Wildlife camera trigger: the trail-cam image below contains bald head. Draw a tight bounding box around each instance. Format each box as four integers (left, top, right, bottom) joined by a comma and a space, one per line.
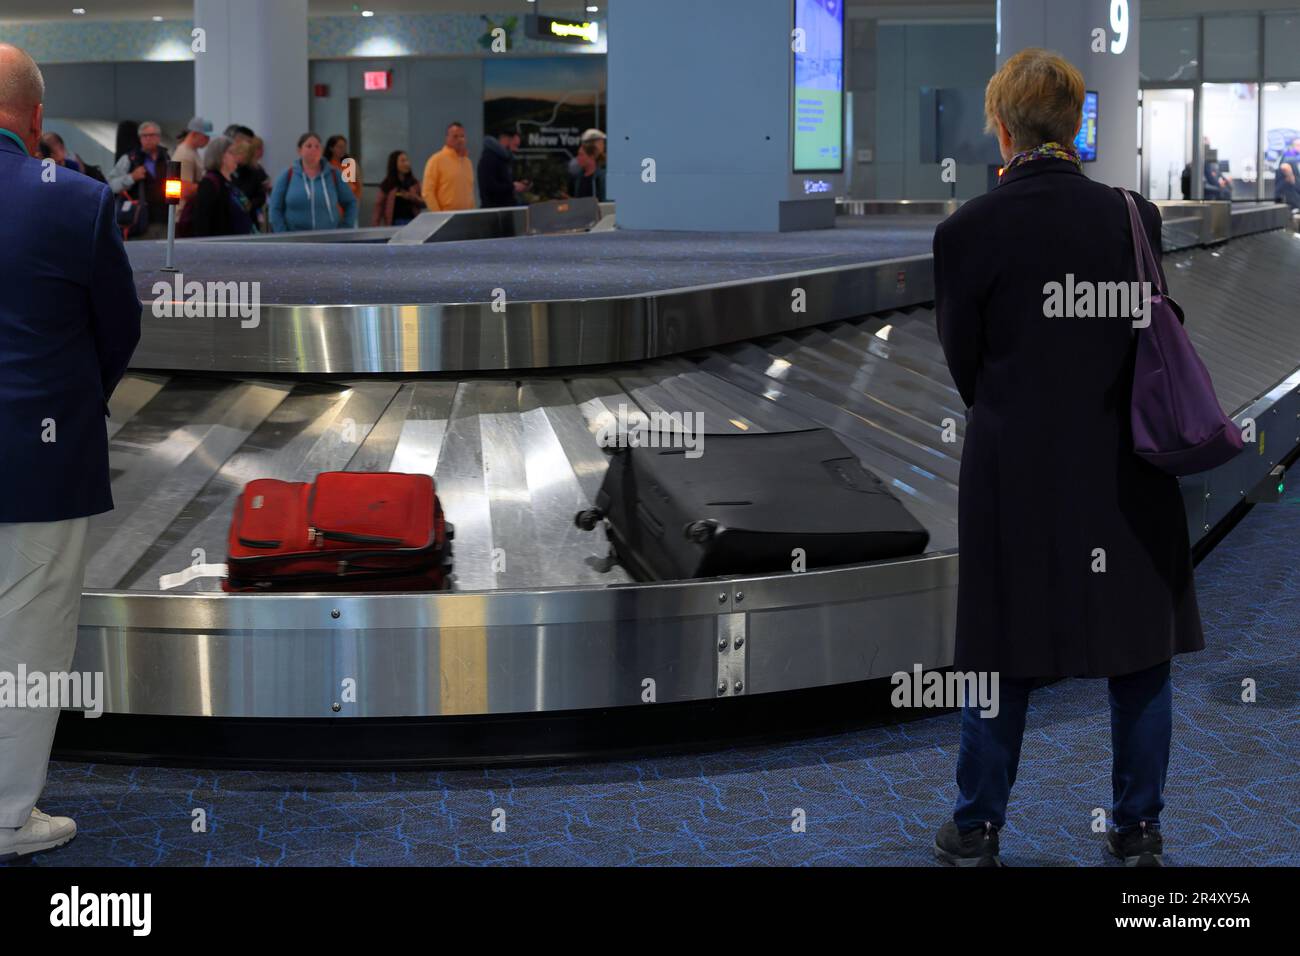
0, 44, 44, 154
0, 44, 43, 114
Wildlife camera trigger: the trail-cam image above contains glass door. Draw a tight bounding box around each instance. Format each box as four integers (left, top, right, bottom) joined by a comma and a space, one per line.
1262, 82, 1300, 206
1142, 88, 1194, 200
1200, 82, 1260, 201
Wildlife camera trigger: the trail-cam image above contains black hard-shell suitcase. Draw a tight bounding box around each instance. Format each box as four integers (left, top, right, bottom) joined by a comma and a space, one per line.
575, 428, 930, 581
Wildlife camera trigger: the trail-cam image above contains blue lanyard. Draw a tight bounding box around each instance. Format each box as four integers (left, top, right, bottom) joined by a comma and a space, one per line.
0, 127, 29, 156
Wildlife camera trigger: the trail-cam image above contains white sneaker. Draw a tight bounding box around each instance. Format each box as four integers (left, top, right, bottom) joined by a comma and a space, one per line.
0, 809, 77, 861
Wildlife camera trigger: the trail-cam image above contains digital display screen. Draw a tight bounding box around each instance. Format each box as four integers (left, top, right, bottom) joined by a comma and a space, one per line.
1075, 90, 1098, 163
525, 14, 600, 45
793, 0, 843, 173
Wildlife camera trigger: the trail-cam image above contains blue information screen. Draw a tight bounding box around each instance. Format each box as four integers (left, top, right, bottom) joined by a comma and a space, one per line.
793, 0, 844, 172
1075, 91, 1098, 163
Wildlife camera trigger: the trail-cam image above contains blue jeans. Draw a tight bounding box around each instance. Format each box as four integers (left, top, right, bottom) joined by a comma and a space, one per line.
953, 660, 1171, 833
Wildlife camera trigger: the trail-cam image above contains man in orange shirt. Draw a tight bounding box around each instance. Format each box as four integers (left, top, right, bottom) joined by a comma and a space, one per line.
422, 121, 475, 211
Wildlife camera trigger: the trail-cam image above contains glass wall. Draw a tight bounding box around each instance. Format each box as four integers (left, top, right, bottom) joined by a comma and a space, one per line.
1265, 13, 1300, 79
1201, 83, 1259, 200
1143, 13, 1300, 202
1203, 16, 1260, 81
1141, 18, 1199, 83
1263, 83, 1300, 205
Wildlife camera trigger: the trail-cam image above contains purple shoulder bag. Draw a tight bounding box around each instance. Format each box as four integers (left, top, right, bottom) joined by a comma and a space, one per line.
1117, 187, 1244, 476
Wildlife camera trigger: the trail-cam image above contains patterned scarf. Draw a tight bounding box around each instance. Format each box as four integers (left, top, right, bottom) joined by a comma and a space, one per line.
1001, 141, 1084, 177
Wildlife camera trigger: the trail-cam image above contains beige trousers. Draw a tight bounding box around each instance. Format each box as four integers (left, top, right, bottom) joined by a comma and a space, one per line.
0, 518, 89, 827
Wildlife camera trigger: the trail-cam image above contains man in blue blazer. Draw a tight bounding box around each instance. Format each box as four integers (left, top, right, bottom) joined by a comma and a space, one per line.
0, 43, 141, 861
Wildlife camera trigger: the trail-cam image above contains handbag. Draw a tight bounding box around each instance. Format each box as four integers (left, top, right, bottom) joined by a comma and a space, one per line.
116, 191, 149, 238
1116, 187, 1244, 476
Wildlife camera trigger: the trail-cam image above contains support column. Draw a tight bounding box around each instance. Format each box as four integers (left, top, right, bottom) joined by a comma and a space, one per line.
194, 0, 308, 179
608, 0, 844, 232
998, 0, 1141, 189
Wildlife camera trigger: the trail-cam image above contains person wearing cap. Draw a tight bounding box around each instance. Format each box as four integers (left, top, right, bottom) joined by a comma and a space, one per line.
567, 127, 606, 181
107, 119, 174, 239
584, 128, 606, 157
170, 116, 213, 221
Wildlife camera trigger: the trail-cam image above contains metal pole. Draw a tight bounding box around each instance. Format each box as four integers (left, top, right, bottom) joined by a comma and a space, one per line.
163, 204, 177, 272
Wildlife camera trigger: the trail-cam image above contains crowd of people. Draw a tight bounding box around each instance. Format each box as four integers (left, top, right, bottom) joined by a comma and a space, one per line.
103, 117, 608, 238
100, 117, 269, 239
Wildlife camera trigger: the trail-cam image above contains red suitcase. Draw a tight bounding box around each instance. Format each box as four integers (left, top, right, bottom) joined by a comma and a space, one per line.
224, 472, 452, 592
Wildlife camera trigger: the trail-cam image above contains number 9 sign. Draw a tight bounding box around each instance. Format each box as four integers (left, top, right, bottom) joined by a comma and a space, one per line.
1110, 0, 1129, 55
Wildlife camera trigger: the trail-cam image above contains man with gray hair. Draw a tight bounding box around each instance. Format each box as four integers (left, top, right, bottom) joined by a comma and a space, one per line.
107, 119, 173, 239
0, 43, 141, 861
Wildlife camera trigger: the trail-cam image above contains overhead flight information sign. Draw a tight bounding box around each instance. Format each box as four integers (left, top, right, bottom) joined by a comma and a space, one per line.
525, 14, 599, 45
793, 0, 844, 173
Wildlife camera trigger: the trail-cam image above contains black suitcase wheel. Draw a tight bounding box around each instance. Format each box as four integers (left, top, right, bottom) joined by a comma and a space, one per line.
575, 508, 604, 531
685, 519, 719, 543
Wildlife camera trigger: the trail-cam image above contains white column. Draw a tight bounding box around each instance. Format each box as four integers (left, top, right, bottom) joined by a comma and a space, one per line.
194, 0, 308, 178
998, 0, 1141, 190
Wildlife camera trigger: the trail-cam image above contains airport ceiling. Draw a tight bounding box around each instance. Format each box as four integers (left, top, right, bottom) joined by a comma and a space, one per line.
0, 0, 594, 22
0, 0, 1297, 23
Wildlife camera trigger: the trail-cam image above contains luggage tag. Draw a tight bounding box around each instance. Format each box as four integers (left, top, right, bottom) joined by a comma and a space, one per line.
158, 564, 229, 591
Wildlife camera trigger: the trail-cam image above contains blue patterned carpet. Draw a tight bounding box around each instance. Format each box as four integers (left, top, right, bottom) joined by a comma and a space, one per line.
22, 498, 1300, 867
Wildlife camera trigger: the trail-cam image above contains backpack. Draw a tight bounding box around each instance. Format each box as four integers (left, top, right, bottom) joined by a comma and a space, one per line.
116, 193, 149, 238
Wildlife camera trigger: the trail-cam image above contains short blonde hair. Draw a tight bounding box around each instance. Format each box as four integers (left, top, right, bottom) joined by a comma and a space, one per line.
984, 48, 1085, 151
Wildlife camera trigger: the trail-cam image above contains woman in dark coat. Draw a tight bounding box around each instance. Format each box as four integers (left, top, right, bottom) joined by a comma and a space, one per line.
190, 135, 255, 238
931, 49, 1204, 868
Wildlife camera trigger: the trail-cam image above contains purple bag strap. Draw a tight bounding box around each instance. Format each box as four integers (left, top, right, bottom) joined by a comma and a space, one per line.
1114, 187, 1165, 295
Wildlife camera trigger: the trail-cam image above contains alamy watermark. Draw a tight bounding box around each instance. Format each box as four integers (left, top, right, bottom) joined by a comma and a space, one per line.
891, 663, 1000, 718
595, 403, 705, 459
1043, 275, 1152, 328
50, 886, 151, 936
151, 272, 261, 329
0, 666, 103, 718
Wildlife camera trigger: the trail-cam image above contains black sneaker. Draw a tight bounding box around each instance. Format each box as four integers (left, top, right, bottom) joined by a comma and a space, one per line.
1106, 822, 1164, 867
933, 820, 1002, 867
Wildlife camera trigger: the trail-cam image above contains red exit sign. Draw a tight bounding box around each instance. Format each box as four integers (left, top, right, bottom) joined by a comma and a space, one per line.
364, 70, 392, 91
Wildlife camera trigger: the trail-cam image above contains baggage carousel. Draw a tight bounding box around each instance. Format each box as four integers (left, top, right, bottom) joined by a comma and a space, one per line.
59, 201, 1300, 765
